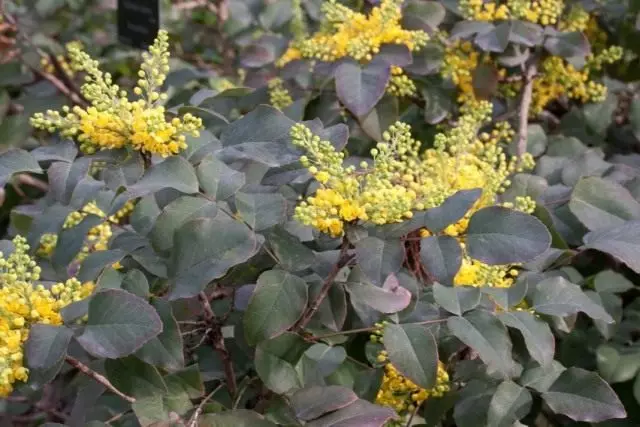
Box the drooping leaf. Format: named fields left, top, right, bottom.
left=569, top=176, right=640, bottom=231
left=290, top=386, right=358, bottom=421
left=383, top=323, right=438, bottom=389
left=487, top=381, right=532, bottom=427
left=466, top=206, right=551, bottom=264
left=499, top=311, right=554, bottom=367
left=355, top=236, right=403, bottom=286
left=541, top=367, right=626, bottom=422
left=423, top=188, right=482, bottom=233
left=76, top=289, right=162, bottom=359
left=583, top=220, right=640, bottom=274
left=169, top=215, right=261, bottom=299
left=433, top=283, right=480, bottom=316
left=531, top=276, right=613, bottom=322
left=244, top=270, right=308, bottom=345
left=420, top=236, right=462, bottom=285
left=447, top=311, right=517, bottom=378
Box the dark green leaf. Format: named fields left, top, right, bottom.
left=169, top=215, right=261, bottom=299
left=264, top=226, right=316, bottom=272
left=569, top=176, right=640, bottom=231
left=77, top=289, right=162, bottom=358
left=544, top=32, right=590, bottom=58
left=542, top=367, right=626, bottom=422
left=466, top=206, right=551, bottom=264
left=475, top=21, right=510, bottom=52
left=487, top=381, right=532, bottom=427
left=383, top=323, right=438, bottom=389
left=447, top=311, right=517, bottom=378
left=135, top=299, right=184, bottom=371
left=355, top=236, right=403, bottom=286
left=509, top=21, right=543, bottom=46
left=454, top=380, right=495, bottom=427
left=290, top=386, right=358, bottom=421
left=335, top=59, right=390, bottom=117
left=117, top=156, right=199, bottom=201
left=345, top=274, right=412, bottom=314
left=105, top=356, right=167, bottom=398
left=25, top=324, right=73, bottom=382
left=199, top=410, right=276, bottom=427
left=596, top=345, right=640, bottom=384
left=499, top=311, right=554, bottom=367
left=583, top=220, right=640, bottom=274
left=593, top=270, right=634, bottom=293
left=305, top=344, right=347, bottom=377
left=197, top=154, right=245, bottom=200
left=305, top=399, right=396, bottom=427
left=420, top=236, right=462, bottom=285
left=0, top=149, right=43, bottom=186
left=520, top=360, right=565, bottom=392
left=255, top=333, right=310, bottom=394
left=531, top=276, right=613, bottom=322
left=423, top=189, right=482, bottom=233
left=244, top=270, right=308, bottom=345
left=236, top=191, right=287, bottom=231
left=433, top=283, right=480, bottom=316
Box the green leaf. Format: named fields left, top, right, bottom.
left=335, top=59, right=390, bottom=117
left=466, top=206, right=551, bottom=264
left=121, top=269, right=150, bottom=298
left=305, top=399, right=396, bottom=427
left=305, top=344, right=347, bottom=377
left=220, top=105, right=294, bottom=147
left=25, top=324, right=73, bottom=384
left=542, top=367, right=626, bottom=422
left=52, top=214, right=103, bottom=269
left=454, top=380, right=495, bottom=427
left=433, top=282, right=480, bottom=315
left=255, top=333, right=310, bottom=394
left=77, top=249, right=127, bottom=282
left=509, top=20, right=543, bottom=46
left=264, top=226, right=316, bottom=272
left=402, top=0, right=446, bottom=32
left=499, top=311, right=554, bottom=367
left=531, top=276, right=613, bottom=322
left=383, top=323, right=438, bottom=389
left=0, top=149, right=43, bottom=186
left=583, top=220, right=640, bottom=274
left=151, top=196, right=218, bottom=252
left=169, top=214, right=261, bottom=299
left=631, top=98, right=640, bottom=140
left=423, top=189, right=482, bottom=233
left=520, top=360, right=566, bottom=392
left=487, top=381, right=532, bottom=427
left=199, top=410, right=277, bottom=426
left=345, top=274, right=412, bottom=314
left=290, top=386, right=358, bottom=421
left=475, top=21, right=510, bottom=52
left=235, top=191, right=287, bottom=231
left=544, top=31, right=591, bottom=58
left=105, top=356, right=167, bottom=398
left=596, top=345, right=640, bottom=384
left=420, top=236, right=462, bottom=285
left=76, top=289, right=162, bottom=359
left=355, top=236, right=403, bottom=286
left=569, top=176, right=640, bottom=231
left=135, top=299, right=184, bottom=371
left=117, top=156, right=199, bottom=201
left=197, top=154, right=245, bottom=200
left=421, top=82, right=453, bottom=124
left=447, top=311, right=517, bottom=378
left=244, top=270, right=308, bottom=345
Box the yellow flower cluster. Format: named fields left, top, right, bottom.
left=441, top=40, right=480, bottom=104
left=387, top=66, right=418, bottom=98
left=277, top=0, right=428, bottom=65
left=454, top=258, right=520, bottom=288
left=370, top=323, right=450, bottom=420
left=31, top=30, right=202, bottom=157
left=558, top=4, right=590, bottom=32
left=507, top=0, right=563, bottom=25
left=40, top=41, right=83, bottom=77
left=459, top=0, right=509, bottom=21
left=293, top=100, right=534, bottom=237
left=0, top=236, right=94, bottom=397
left=38, top=200, right=135, bottom=265
left=267, top=77, right=294, bottom=110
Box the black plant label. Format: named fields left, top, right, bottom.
left=117, top=0, right=159, bottom=49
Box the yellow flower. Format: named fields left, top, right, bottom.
left=0, top=236, right=94, bottom=396
left=31, top=31, right=202, bottom=157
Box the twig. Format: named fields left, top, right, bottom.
left=187, top=382, right=224, bottom=427
left=47, top=52, right=88, bottom=105
left=105, top=410, right=132, bottom=425
left=516, top=63, right=537, bottom=156
left=309, top=318, right=448, bottom=341
left=199, top=292, right=238, bottom=397
left=293, top=240, right=352, bottom=331
left=65, top=356, right=136, bottom=403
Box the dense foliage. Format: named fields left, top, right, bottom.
left=2, top=0, right=640, bottom=426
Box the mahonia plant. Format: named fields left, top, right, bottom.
left=31, top=30, right=203, bottom=157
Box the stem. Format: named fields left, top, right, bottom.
left=293, top=240, right=352, bottom=331
left=187, top=382, right=224, bottom=427
left=517, top=63, right=537, bottom=156
left=310, top=318, right=448, bottom=341
left=65, top=356, right=136, bottom=403
left=199, top=292, right=238, bottom=397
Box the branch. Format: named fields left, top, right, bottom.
left=187, top=382, right=224, bottom=427
left=64, top=356, right=136, bottom=404
left=293, top=240, right=352, bottom=331
left=516, top=63, right=537, bottom=156
left=199, top=292, right=238, bottom=397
